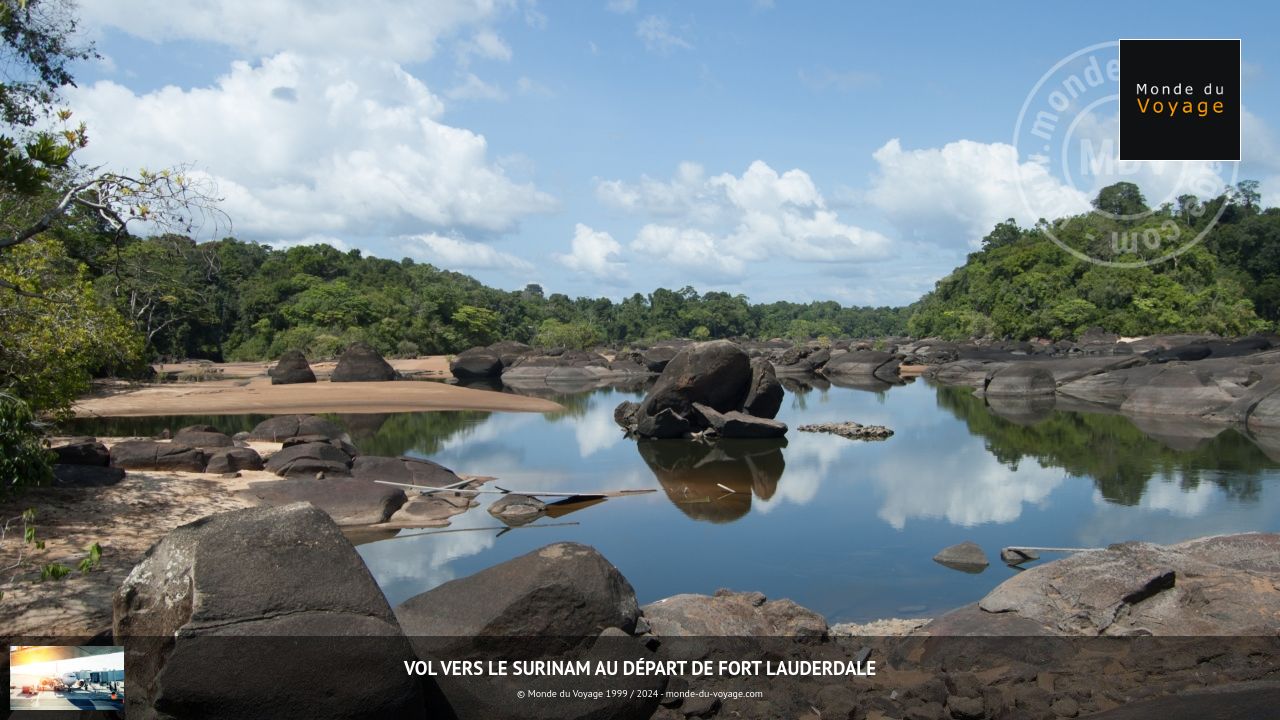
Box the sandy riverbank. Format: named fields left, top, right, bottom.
left=74, top=356, right=562, bottom=417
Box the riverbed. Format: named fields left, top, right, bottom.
left=68, top=378, right=1280, bottom=623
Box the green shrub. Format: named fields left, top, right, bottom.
left=0, top=395, right=53, bottom=497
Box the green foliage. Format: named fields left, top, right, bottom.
left=533, top=318, right=604, bottom=350
left=0, top=395, right=52, bottom=496
left=906, top=184, right=1276, bottom=340
left=0, top=237, right=144, bottom=414
left=39, top=562, right=70, bottom=581
left=76, top=541, right=101, bottom=573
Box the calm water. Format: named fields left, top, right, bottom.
left=69, top=380, right=1280, bottom=623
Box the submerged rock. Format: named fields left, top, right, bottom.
left=984, top=363, right=1056, bottom=397
left=933, top=541, right=989, bottom=573
left=797, top=422, right=893, bottom=441
left=487, top=493, right=547, bottom=525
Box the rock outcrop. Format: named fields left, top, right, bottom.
left=642, top=589, right=828, bottom=637
left=331, top=342, right=398, bottom=382
left=109, top=441, right=209, bottom=472
left=617, top=340, right=786, bottom=439
left=267, top=349, right=317, bottom=384
left=247, top=414, right=346, bottom=442
left=113, top=503, right=425, bottom=718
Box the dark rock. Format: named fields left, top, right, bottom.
left=113, top=503, right=423, bottom=719
left=693, top=403, right=787, bottom=439
left=204, top=447, right=264, bottom=474
left=450, top=346, right=503, bottom=379
left=331, top=342, right=398, bottom=382
left=51, top=438, right=110, bottom=466
left=639, top=439, right=786, bottom=523
left=1001, top=547, right=1040, bottom=565
left=172, top=428, right=234, bottom=448
left=396, top=542, right=640, bottom=659
left=641, top=589, right=827, bottom=637
left=247, top=415, right=346, bottom=442
left=984, top=363, right=1056, bottom=397
left=642, top=340, right=752, bottom=419
left=642, top=346, right=679, bottom=373
left=52, top=464, right=126, bottom=488
left=350, top=455, right=462, bottom=488
left=1153, top=342, right=1214, bottom=363
left=947, top=694, right=985, bottom=720
left=488, top=340, right=532, bottom=368
left=241, top=478, right=407, bottom=525
left=282, top=434, right=360, bottom=458
left=264, top=441, right=355, bottom=477
left=933, top=541, right=989, bottom=573
left=614, top=400, right=641, bottom=431
left=742, top=358, right=784, bottom=419
left=821, top=350, right=900, bottom=379
left=109, top=441, right=209, bottom=472
left=1080, top=681, right=1280, bottom=720
left=268, top=349, right=317, bottom=385
left=636, top=407, right=694, bottom=439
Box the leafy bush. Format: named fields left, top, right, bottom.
left=0, top=395, right=53, bottom=497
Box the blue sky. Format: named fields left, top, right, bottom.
left=67, top=2, right=1280, bottom=306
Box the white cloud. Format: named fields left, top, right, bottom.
left=456, top=28, right=513, bottom=65
left=867, top=138, right=1091, bottom=248
left=80, top=0, right=512, bottom=63
left=606, top=0, right=638, bottom=13
left=636, top=15, right=692, bottom=54
left=601, top=160, right=892, bottom=279
left=405, top=233, right=534, bottom=273
left=447, top=72, right=508, bottom=101
left=68, top=53, right=555, bottom=242
left=556, top=224, right=625, bottom=277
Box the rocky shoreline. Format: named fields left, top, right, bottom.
left=100, top=501, right=1280, bottom=718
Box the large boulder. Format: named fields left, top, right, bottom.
left=641, top=589, right=827, bottom=637
left=51, top=437, right=110, bottom=466
left=267, top=349, right=317, bottom=385
left=1057, top=363, right=1168, bottom=408
left=621, top=340, right=753, bottom=438
left=396, top=542, right=640, bottom=659
left=742, top=358, right=784, bottom=419
left=110, top=441, right=209, bottom=472
left=821, top=350, right=900, bottom=382
left=241, top=477, right=407, bottom=525
left=264, top=441, right=354, bottom=478
left=52, top=464, right=126, bottom=488
left=331, top=342, right=398, bottom=382
left=173, top=426, right=235, bottom=448
left=113, top=503, right=424, bottom=718
left=641, top=345, right=678, bottom=373
left=488, top=340, right=532, bottom=368
left=1247, top=386, right=1280, bottom=431
left=693, top=403, right=788, bottom=439
left=1120, top=366, right=1237, bottom=417
left=974, top=533, right=1280, bottom=636
left=450, top=346, right=503, bottom=380
left=350, top=455, right=463, bottom=488
left=247, top=414, right=346, bottom=442
left=933, top=541, right=989, bottom=573
left=204, top=447, right=264, bottom=474
left=983, top=363, right=1056, bottom=397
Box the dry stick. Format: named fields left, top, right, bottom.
left=1003, top=546, right=1104, bottom=554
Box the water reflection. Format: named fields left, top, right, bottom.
left=637, top=439, right=787, bottom=523
left=67, top=378, right=1280, bottom=621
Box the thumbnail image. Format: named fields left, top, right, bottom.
left=9, top=646, right=124, bottom=712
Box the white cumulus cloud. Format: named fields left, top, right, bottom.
left=556, top=224, right=625, bottom=277
left=405, top=233, right=533, bottom=273
left=67, top=53, right=555, bottom=243
left=600, top=160, right=892, bottom=279
left=636, top=15, right=692, bottom=54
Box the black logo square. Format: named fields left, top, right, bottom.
left=1119, top=39, right=1240, bottom=161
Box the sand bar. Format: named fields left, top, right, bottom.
left=74, top=355, right=563, bottom=417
